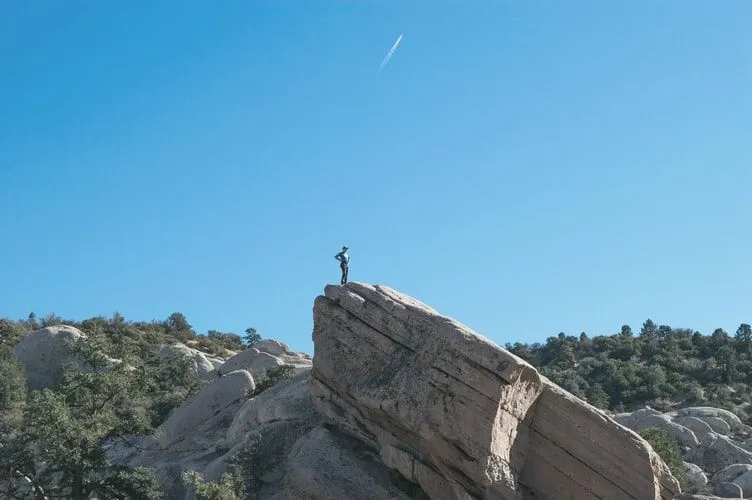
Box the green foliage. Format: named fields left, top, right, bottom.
left=142, top=353, right=205, bottom=427
left=183, top=436, right=262, bottom=500
left=244, top=327, right=262, bottom=347
left=507, top=321, right=752, bottom=420
left=183, top=470, right=245, bottom=500
left=167, top=312, right=195, bottom=342
left=0, top=348, right=26, bottom=432
left=195, top=330, right=245, bottom=357
left=639, top=427, right=687, bottom=488
left=0, top=313, right=220, bottom=499
left=252, top=365, right=295, bottom=396
left=0, top=319, right=26, bottom=348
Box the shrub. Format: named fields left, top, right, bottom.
left=639, top=427, right=687, bottom=488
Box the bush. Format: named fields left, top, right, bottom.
left=183, top=470, right=244, bottom=500
left=639, top=427, right=687, bottom=488
left=252, top=365, right=294, bottom=396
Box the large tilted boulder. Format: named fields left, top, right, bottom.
left=309, top=283, right=680, bottom=500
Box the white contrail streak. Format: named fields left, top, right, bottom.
left=378, top=34, right=403, bottom=74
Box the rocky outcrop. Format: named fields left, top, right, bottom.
left=614, top=404, right=752, bottom=499
left=684, top=461, right=708, bottom=490
left=676, top=408, right=750, bottom=435
left=614, top=411, right=700, bottom=448
left=157, top=343, right=224, bottom=380
left=156, top=369, right=255, bottom=450
left=283, top=426, right=412, bottom=499
left=110, top=361, right=322, bottom=499
left=13, top=325, right=120, bottom=389
left=218, top=341, right=312, bottom=382
left=309, top=283, right=680, bottom=500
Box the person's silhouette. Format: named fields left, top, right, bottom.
left=334, top=246, right=350, bottom=284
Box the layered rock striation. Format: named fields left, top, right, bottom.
left=310, top=283, right=680, bottom=500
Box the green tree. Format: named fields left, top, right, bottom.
left=40, top=313, right=63, bottom=328
left=244, top=328, right=262, bottom=347
left=640, top=319, right=657, bottom=339
left=0, top=319, right=26, bottom=348
left=183, top=470, right=244, bottom=500
left=26, top=312, right=39, bottom=330
left=639, top=427, right=687, bottom=488
left=717, top=345, right=737, bottom=384
left=0, top=346, right=26, bottom=433
left=736, top=323, right=752, bottom=354
left=0, top=328, right=209, bottom=499
left=0, top=356, right=164, bottom=499
left=167, top=313, right=194, bottom=342
left=710, top=328, right=730, bottom=349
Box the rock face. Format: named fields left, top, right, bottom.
left=614, top=410, right=700, bottom=448
left=13, top=325, right=114, bottom=389
left=157, top=343, right=223, bottom=380
left=309, top=283, right=680, bottom=500
left=156, top=369, right=255, bottom=450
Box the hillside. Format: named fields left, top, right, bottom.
left=505, top=320, right=752, bottom=421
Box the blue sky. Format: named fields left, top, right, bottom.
left=1, top=1, right=750, bottom=353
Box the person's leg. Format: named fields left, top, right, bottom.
left=344, top=264, right=348, bottom=283
left=340, top=262, right=346, bottom=284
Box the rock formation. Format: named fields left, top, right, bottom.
left=614, top=406, right=752, bottom=498
left=310, top=283, right=680, bottom=500
left=12, top=325, right=119, bottom=389
left=13, top=284, right=692, bottom=499
left=158, top=342, right=225, bottom=380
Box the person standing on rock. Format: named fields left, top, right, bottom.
left=334, top=246, right=350, bottom=284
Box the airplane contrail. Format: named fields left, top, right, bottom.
left=378, top=34, right=403, bottom=74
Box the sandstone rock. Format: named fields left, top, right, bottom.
left=206, top=418, right=314, bottom=487
left=218, top=349, right=284, bottom=379
left=13, top=325, right=120, bottom=390
left=678, top=407, right=745, bottom=434
left=709, top=481, right=743, bottom=498
left=730, top=469, right=752, bottom=496
left=676, top=416, right=716, bottom=445
left=253, top=339, right=298, bottom=358
left=156, top=369, right=255, bottom=450
left=684, top=462, right=708, bottom=490
left=310, top=283, right=680, bottom=500
left=613, top=412, right=700, bottom=448
left=283, top=426, right=412, bottom=500
left=703, top=416, right=732, bottom=436
left=712, top=464, right=752, bottom=483
left=157, top=343, right=219, bottom=380
left=226, top=369, right=317, bottom=442
left=688, top=435, right=752, bottom=474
